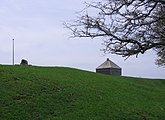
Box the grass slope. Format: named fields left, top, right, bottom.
left=0, top=65, right=165, bottom=120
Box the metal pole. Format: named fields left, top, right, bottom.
left=12, top=39, right=14, bottom=65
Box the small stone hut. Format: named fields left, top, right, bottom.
left=96, top=58, right=122, bottom=76
left=20, top=59, right=28, bottom=66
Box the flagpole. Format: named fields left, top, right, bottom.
left=12, top=39, right=14, bottom=65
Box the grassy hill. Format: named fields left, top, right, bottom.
left=0, top=65, right=165, bottom=120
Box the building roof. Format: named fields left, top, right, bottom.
left=96, top=58, right=121, bottom=69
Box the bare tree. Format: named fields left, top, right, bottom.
left=65, top=0, right=165, bottom=65
left=154, top=5, right=165, bottom=66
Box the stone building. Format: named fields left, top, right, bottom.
left=20, top=59, right=28, bottom=65
left=96, top=58, right=122, bottom=76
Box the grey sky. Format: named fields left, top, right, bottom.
left=0, top=0, right=164, bottom=79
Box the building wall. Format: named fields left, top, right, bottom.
left=96, top=68, right=121, bottom=76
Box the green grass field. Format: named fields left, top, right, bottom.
left=0, top=65, right=165, bottom=120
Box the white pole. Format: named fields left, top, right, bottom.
left=12, top=39, right=14, bottom=65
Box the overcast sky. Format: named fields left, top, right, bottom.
left=0, top=0, right=164, bottom=79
